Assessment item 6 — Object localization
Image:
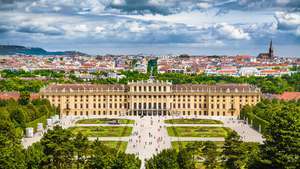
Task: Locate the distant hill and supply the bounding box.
[0,45,89,56]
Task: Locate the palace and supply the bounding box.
[40,80,261,117]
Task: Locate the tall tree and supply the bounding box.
[177,148,195,169]
[223,131,245,169]
[146,149,180,169]
[87,140,116,169]
[0,119,26,169]
[18,91,30,105]
[203,141,218,169]
[112,153,141,169]
[73,132,89,169]
[25,143,45,169]
[259,106,300,169]
[40,126,75,169]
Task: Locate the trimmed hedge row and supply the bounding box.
[241,111,269,134]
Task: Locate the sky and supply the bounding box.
[0,0,300,56]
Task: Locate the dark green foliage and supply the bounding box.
[112,153,141,169]
[147,59,158,75]
[259,106,300,169]
[0,78,45,92]
[0,118,26,169]
[40,126,75,169]
[222,131,261,169]
[240,99,300,134]
[177,148,195,169]
[18,91,30,105]
[155,72,300,94]
[1,69,64,78]
[1,69,300,94]
[24,127,141,169]
[25,143,45,169]
[203,142,218,169]
[73,132,89,169]
[146,149,180,169]
[0,99,56,131]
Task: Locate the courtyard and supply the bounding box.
[23,116,264,169]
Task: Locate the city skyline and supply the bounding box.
[0,1,300,56]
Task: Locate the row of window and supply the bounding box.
[66,110,121,116]
[44,94,258,100]
[133,86,168,92]
[65,102,249,110]
[66,103,128,109]
[65,110,234,116]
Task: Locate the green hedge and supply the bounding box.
[241,112,269,134]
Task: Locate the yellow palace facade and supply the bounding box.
[40,80,261,117]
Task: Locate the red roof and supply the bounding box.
[0,92,39,100]
[277,92,300,101]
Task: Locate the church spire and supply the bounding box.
[269,39,274,58]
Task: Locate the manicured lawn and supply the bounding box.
[101,141,128,152]
[171,141,224,152]
[68,126,132,137]
[76,118,135,124]
[165,118,223,124]
[167,126,232,137]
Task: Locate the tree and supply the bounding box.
[73,132,89,169]
[10,108,27,129]
[40,125,75,169]
[0,119,26,169]
[25,143,45,169]
[112,153,141,169]
[223,131,245,169]
[177,148,195,169]
[259,106,300,169]
[203,141,218,169]
[146,149,180,169]
[18,91,30,105]
[87,140,116,169]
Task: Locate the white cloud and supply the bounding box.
[275,12,300,29]
[75,24,89,32]
[214,23,250,40]
[196,2,212,9]
[275,11,300,36]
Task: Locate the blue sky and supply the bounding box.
[0,0,300,56]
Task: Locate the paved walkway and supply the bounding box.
[223,119,264,143]
[22,134,43,149]
[22,115,264,169]
[126,116,172,169]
